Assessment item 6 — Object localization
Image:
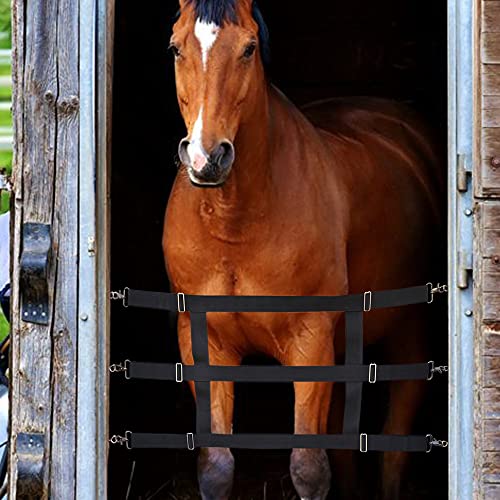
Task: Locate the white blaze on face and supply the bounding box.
[194,19,220,69]
[187,107,207,172]
[186,19,220,172]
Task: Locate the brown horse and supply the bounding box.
[163,1,442,498]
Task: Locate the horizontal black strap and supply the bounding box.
[125,285,430,313]
[128,432,429,452]
[127,361,432,383]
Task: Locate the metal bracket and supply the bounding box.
[16,432,45,498]
[457,153,472,193]
[20,223,52,325]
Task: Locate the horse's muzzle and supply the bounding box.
[179,139,235,187]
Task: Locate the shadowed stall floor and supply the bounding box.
[109,1,448,498]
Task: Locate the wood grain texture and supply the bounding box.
[50,0,79,496]
[8,0,25,494]
[484,419,500,451]
[485,483,500,499]
[483,96,500,126]
[482,1,500,33]
[483,33,500,64]
[483,452,500,483]
[484,326,500,356]
[480,128,500,195]
[477,2,500,196]
[484,356,500,388]
[483,65,500,95]
[10,0,80,498]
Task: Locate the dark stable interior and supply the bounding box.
[109,1,448,498]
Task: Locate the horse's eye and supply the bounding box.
[169,43,181,58]
[243,42,257,59]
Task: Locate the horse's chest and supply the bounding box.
[167,227,312,297]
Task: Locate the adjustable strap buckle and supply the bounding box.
[426,434,448,453]
[175,363,184,383]
[427,283,448,304]
[363,291,372,312]
[110,287,129,308]
[109,431,132,450]
[187,432,195,450]
[368,363,377,384]
[177,293,186,313]
[109,359,130,380]
[360,433,368,453]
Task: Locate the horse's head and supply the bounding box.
[171,0,269,187]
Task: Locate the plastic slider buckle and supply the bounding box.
[187,432,195,451]
[175,363,183,383]
[177,293,186,313]
[363,291,372,312]
[368,363,377,384]
[360,433,368,453]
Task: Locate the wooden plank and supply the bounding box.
[483,452,500,483]
[483,96,500,126]
[485,483,500,499]
[483,1,500,33]
[49,0,79,496]
[483,64,500,95]
[483,293,500,322]
[480,128,500,194]
[483,387,500,417]
[482,33,500,63]
[484,326,500,356]
[8,0,24,493]
[483,229,500,255]
[484,357,500,388]
[484,419,500,451]
[483,260,500,291]
[482,202,500,227]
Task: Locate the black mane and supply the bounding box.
[188,0,237,25]
[186,0,270,65]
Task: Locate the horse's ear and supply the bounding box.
[178,0,188,9]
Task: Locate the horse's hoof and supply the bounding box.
[290,448,331,500]
[198,447,235,500]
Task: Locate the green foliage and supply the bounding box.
[0,0,10,41]
[0,311,7,342]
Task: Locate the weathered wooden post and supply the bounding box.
[8,0,113,497]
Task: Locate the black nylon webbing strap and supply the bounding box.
[112,283,447,453]
[129,432,429,452]
[343,311,364,435]
[125,285,430,313]
[127,361,432,383]
[190,312,211,434]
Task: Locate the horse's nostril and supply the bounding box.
[217,141,235,170]
[178,139,190,165]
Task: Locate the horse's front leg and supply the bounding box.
[178,314,239,500]
[284,314,337,500]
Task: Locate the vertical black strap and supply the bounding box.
[342,311,364,434]
[190,312,212,434]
